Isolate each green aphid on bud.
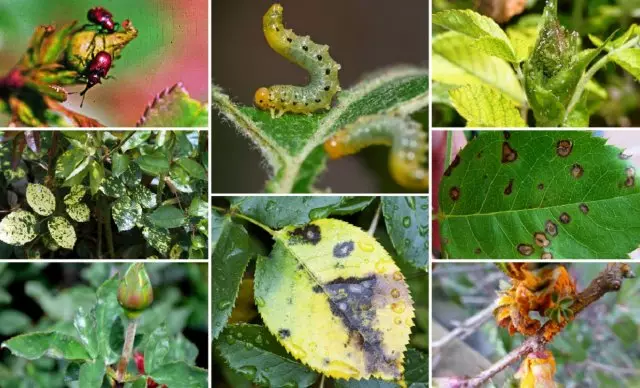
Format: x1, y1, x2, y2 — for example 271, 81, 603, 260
117, 263, 154, 319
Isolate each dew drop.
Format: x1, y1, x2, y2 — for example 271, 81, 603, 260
289, 343, 307, 359
255, 297, 266, 307
225, 335, 236, 345
244, 342, 253, 349
394, 317, 403, 325
375, 260, 388, 274
255, 335, 263, 345
393, 271, 403, 281
402, 216, 412, 228
265, 201, 277, 212
405, 196, 416, 210
391, 288, 401, 298
238, 366, 257, 379
309, 342, 318, 351
357, 240, 374, 252
391, 302, 406, 314
418, 225, 428, 237
217, 300, 232, 310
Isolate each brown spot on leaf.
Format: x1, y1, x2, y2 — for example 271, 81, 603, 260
579, 203, 589, 214
476, 151, 483, 159
450, 187, 460, 201
444, 154, 461, 177
541, 252, 553, 259
537, 183, 544, 190
533, 232, 550, 248
503, 130, 511, 139
570, 164, 584, 179
556, 140, 573, 157
504, 179, 514, 195
559, 212, 571, 224
625, 176, 635, 187
474, 247, 482, 254
545, 220, 558, 236
501, 142, 518, 163
517, 244, 534, 256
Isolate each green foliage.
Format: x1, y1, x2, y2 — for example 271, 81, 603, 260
212, 196, 429, 386
0, 130, 209, 259
213, 66, 428, 192
0, 263, 208, 388
433, 1, 640, 127
439, 131, 640, 259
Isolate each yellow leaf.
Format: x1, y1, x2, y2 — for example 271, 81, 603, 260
516, 350, 557, 388
255, 218, 414, 382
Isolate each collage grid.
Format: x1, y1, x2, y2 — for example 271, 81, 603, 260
0, 0, 638, 387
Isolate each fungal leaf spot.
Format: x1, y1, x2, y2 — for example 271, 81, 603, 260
255, 218, 414, 382
439, 131, 640, 259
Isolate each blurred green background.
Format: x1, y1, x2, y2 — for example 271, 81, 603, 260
432, 263, 640, 387
211, 0, 429, 193
0, 0, 208, 126
0, 262, 208, 387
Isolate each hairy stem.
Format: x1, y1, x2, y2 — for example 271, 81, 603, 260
563, 36, 640, 125
116, 318, 139, 382
367, 201, 382, 236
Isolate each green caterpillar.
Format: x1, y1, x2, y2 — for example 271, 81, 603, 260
254, 4, 341, 118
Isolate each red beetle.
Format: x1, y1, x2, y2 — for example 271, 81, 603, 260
79, 51, 112, 107
87, 6, 116, 32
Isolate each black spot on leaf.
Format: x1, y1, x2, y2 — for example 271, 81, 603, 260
278, 329, 291, 338
579, 203, 589, 214
556, 140, 572, 157
501, 142, 518, 163
545, 220, 558, 236
450, 186, 460, 201
538, 183, 544, 190
559, 212, 571, 224
312, 285, 323, 293
504, 179, 514, 195
289, 224, 321, 245
333, 241, 355, 258
503, 130, 511, 139
444, 154, 460, 177
517, 244, 534, 256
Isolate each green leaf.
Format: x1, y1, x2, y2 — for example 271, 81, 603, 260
64, 185, 86, 205
382, 197, 428, 270
144, 325, 171, 373
48, 216, 76, 250
78, 358, 105, 388
506, 15, 541, 63
0, 210, 37, 246
55, 149, 84, 181
230, 196, 374, 228
142, 225, 172, 256
432, 31, 525, 105
432, 9, 518, 63
136, 152, 170, 176
404, 348, 428, 387
130, 185, 157, 209
111, 152, 130, 178
212, 216, 251, 339
611, 48, 640, 80
215, 324, 318, 387
73, 307, 98, 359
188, 197, 208, 218
100, 176, 127, 198
65, 156, 92, 184
95, 276, 121, 364
137, 83, 208, 127
112, 196, 142, 232
66, 203, 90, 223
176, 158, 207, 180
449, 84, 526, 127
25, 282, 96, 321
121, 132, 151, 152
147, 206, 186, 229
0, 310, 31, 336
213, 66, 428, 193
146, 361, 208, 388
439, 131, 640, 258
89, 160, 105, 196
26, 183, 55, 216
1, 332, 90, 361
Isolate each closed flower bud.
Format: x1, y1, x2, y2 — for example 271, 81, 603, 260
118, 263, 153, 318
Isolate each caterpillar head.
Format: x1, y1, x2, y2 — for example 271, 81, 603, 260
254, 87, 272, 110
